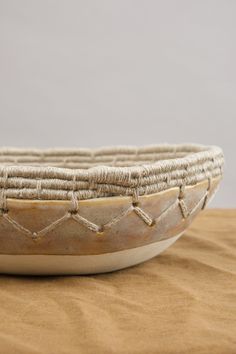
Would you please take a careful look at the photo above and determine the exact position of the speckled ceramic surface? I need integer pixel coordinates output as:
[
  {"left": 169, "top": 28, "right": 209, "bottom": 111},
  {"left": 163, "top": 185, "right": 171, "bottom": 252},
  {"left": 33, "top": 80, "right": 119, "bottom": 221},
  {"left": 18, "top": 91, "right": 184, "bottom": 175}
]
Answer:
[{"left": 0, "top": 176, "right": 221, "bottom": 274}]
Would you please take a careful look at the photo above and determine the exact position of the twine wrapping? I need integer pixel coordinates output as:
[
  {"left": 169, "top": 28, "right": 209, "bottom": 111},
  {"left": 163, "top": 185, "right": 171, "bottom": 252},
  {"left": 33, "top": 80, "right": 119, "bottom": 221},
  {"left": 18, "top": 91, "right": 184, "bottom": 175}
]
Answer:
[{"left": 0, "top": 144, "right": 224, "bottom": 201}]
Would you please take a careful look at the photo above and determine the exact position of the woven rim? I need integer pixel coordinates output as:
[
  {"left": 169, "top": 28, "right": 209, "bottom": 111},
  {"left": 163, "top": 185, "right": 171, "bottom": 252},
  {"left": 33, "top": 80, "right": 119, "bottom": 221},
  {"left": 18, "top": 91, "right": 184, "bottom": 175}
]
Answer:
[{"left": 0, "top": 144, "right": 224, "bottom": 201}]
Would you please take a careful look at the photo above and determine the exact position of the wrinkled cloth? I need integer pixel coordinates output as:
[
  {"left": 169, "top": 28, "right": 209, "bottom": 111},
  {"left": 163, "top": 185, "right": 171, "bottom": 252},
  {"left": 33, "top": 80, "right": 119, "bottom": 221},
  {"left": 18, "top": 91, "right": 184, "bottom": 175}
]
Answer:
[{"left": 0, "top": 209, "right": 235, "bottom": 354}]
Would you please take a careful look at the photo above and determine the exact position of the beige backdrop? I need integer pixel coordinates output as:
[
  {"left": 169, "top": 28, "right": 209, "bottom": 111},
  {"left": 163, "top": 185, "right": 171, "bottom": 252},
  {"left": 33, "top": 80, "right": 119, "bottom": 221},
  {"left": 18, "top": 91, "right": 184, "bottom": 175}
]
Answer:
[{"left": 0, "top": 1, "right": 235, "bottom": 207}]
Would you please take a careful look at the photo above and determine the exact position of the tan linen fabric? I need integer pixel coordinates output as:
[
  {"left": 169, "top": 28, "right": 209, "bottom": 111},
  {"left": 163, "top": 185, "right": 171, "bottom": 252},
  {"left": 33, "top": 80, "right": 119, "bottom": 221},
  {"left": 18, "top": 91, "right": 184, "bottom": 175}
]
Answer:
[{"left": 0, "top": 209, "right": 235, "bottom": 354}]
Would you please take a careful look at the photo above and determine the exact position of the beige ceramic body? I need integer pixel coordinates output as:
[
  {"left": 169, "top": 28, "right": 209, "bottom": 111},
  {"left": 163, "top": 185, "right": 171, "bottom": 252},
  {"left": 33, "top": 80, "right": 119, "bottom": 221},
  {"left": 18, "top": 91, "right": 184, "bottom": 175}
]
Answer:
[{"left": 0, "top": 176, "right": 221, "bottom": 274}]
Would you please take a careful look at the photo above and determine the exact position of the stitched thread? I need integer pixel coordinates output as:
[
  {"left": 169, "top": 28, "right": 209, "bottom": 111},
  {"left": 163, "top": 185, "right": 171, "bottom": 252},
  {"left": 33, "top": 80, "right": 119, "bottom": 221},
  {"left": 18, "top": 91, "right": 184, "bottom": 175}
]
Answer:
[
  {"left": 0, "top": 144, "right": 223, "bottom": 242},
  {"left": 0, "top": 144, "right": 223, "bottom": 200},
  {"left": 0, "top": 182, "right": 212, "bottom": 242},
  {"left": 202, "top": 177, "right": 211, "bottom": 210},
  {"left": 0, "top": 169, "right": 8, "bottom": 217}
]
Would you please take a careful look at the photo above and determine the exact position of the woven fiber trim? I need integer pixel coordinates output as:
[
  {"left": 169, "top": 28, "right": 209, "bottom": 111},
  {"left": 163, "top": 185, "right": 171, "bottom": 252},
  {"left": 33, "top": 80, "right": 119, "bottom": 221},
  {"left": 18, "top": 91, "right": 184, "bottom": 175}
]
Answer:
[
  {"left": 0, "top": 144, "right": 224, "bottom": 202},
  {"left": 0, "top": 178, "right": 213, "bottom": 242}
]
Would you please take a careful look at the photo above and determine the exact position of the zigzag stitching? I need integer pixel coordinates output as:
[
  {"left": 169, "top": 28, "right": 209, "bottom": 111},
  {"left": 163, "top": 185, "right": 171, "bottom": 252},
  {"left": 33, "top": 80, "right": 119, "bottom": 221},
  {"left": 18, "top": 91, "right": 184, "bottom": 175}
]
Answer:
[{"left": 0, "top": 187, "right": 210, "bottom": 242}]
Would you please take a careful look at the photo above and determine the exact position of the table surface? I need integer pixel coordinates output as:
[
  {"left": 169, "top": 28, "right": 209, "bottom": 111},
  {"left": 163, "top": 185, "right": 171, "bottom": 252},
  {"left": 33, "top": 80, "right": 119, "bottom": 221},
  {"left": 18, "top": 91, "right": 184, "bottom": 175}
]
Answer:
[{"left": 0, "top": 209, "right": 235, "bottom": 354}]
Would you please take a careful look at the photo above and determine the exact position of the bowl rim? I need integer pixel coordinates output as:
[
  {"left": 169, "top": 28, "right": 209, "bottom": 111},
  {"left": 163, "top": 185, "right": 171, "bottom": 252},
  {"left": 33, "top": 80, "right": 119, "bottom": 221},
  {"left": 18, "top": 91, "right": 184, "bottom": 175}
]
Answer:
[{"left": 0, "top": 143, "right": 224, "bottom": 201}]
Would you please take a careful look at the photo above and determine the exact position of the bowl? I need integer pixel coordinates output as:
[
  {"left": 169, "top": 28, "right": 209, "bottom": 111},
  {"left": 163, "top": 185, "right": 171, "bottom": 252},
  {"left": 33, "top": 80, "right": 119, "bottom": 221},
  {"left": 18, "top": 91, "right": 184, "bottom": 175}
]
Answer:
[{"left": 0, "top": 144, "right": 224, "bottom": 274}]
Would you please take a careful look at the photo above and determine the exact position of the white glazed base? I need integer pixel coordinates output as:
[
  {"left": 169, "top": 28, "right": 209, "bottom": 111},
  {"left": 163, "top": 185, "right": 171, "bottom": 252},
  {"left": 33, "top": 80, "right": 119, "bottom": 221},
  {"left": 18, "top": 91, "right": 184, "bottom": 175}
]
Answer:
[{"left": 0, "top": 233, "right": 182, "bottom": 275}]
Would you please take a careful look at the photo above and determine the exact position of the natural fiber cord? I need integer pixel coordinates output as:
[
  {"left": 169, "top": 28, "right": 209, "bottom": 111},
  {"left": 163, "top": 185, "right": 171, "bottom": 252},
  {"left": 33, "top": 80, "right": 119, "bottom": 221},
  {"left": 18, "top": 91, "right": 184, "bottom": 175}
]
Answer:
[{"left": 0, "top": 144, "right": 224, "bottom": 201}]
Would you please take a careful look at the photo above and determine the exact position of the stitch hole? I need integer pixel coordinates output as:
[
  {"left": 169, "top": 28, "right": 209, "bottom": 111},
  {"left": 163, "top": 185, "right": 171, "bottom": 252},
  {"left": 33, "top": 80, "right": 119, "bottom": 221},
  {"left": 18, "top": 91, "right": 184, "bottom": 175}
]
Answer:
[
  {"left": 149, "top": 219, "right": 156, "bottom": 227},
  {"left": 0, "top": 208, "right": 8, "bottom": 216},
  {"left": 97, "top": 225, "right": 105, "bottom": 235},
  {"left": 68, "top": 210, "right": 77, "bottom": 216}
]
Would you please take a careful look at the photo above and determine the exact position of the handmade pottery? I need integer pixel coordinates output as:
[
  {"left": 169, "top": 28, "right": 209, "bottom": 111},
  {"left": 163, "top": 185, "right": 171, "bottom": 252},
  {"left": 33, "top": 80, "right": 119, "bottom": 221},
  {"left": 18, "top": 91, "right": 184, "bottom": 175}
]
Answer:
[{"left": 0, "top": 144, "right": 224, "bottom": 274}]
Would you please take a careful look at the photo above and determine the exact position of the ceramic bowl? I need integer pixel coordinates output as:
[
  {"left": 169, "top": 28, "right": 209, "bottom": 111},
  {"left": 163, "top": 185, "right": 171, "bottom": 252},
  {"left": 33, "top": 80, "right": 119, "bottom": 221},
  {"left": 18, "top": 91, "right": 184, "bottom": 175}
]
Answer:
[{"left": 0, "top": 144, "right": 224, "bottom": 274}]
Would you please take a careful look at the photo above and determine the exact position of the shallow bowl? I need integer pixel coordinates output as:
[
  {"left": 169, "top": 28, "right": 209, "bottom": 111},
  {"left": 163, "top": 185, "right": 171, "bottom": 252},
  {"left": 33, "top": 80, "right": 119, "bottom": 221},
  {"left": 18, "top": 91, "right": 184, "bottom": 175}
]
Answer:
[{"left": 0, "top": 144, "right": 224, "bottom": 274}]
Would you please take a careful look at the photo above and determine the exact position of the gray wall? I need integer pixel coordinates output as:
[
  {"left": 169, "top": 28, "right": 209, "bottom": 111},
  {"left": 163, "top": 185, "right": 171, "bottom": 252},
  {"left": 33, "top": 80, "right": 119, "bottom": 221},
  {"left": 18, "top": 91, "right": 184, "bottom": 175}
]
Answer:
[{"left": 0, "top": 1, "right": 235, "bottom": 207}]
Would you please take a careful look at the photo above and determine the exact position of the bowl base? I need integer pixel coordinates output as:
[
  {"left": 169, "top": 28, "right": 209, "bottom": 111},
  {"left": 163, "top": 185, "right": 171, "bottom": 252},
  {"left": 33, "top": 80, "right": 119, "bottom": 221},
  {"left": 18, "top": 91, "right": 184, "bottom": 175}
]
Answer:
[{"left": 0, "top": 233, "right": 182, "bottom": 275}]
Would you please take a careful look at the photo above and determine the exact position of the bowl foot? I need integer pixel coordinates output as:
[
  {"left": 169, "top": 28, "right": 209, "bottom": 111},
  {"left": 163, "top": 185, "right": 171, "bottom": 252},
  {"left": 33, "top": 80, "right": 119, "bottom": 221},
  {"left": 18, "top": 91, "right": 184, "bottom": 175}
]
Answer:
[{"left": 0, "top": 233, "right": 183, "bottom": 275}]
